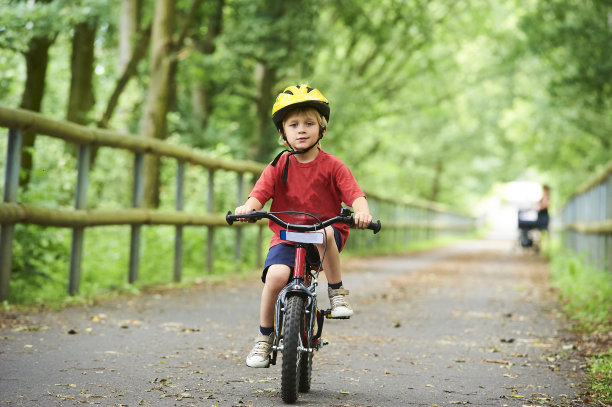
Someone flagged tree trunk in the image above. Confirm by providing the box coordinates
[249,62,276,161]
[429,159,443,202]
[140,0,175,208]
[19,34,55,188]
[66,20,98,167]
[192,0,225,132]
[67,21,97,126]
[98,25,150,129]
[119,0,142,74]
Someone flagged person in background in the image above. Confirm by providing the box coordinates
[536,184,550,232]
[533,184,551,252]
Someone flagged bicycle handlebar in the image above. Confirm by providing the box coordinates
[226,210,381,234]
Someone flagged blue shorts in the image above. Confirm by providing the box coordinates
[261,226,343,283]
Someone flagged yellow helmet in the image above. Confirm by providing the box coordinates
[271,84,330,131]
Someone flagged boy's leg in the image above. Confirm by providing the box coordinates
[260,264,291,328]
[317,226,342,284]
[315,226,353,318]
[247,264,290,368]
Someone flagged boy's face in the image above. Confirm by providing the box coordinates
[282,110,323,151]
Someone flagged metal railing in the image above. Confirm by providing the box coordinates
[0,106,475,301]
[560,162,612,272]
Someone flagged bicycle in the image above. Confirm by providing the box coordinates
[226,208,381,403]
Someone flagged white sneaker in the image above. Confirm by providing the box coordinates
[246,333,274,368]
[328,287,353,318]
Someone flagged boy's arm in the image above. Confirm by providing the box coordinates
[351,196,372,229]
[235,197,264,221]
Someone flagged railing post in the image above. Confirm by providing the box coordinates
[174,160,185,282]
[68,144,91,295]
[0,129,22,302]
[207,169,215,273]
[129,153,144,283]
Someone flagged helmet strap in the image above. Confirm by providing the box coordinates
[271,129,324,183]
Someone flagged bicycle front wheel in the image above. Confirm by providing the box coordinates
[281,295,305,404]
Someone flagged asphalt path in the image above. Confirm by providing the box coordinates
[0,235,587,406]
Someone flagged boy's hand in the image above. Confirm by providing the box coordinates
[234,197,264,222]
[353,211,372,229]
[235,205,256,222]
[351,196,372,229]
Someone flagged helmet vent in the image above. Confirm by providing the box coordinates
[284,90,294,95]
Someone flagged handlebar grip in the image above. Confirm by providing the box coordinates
[226,210,263,225]
[226,211,236,225]
[368,220,382,234]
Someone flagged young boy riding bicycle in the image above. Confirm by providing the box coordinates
[234,84,372,368]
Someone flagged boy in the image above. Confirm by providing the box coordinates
[235,84,372,368]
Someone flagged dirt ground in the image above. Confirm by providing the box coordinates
[0,236,595,406]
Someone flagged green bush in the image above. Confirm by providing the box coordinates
[8,224,71,304]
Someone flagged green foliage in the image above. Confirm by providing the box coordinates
[3,0,609,209]
[589,349,612,403]
[9,224,71,304]
[0,0,116,52]
[516,0,612,201]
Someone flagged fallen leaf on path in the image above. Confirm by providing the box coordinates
[12,325,48,332]
[182,328,200,333]
[484,359,511,365]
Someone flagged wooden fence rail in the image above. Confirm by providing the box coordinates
[0,106,475,302]
[561,162,612,272]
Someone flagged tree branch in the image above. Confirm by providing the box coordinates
[98,24,151,129]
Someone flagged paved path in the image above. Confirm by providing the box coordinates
[0,236,586,406]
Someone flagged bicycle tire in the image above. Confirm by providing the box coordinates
[298,347,313,392]
[281,295,305,404]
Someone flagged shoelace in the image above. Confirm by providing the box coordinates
[250,340,272,357]
[330,293,349,309]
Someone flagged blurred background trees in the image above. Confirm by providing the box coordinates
[1,0,610,210]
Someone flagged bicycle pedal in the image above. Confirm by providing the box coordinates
[323,309,351,319]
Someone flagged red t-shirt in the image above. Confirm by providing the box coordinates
[249,149,365,248]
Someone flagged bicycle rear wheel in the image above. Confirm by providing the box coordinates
[281,295,305,404]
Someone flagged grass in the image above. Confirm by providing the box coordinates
[589,349,612,402]
[548,238,612,403]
